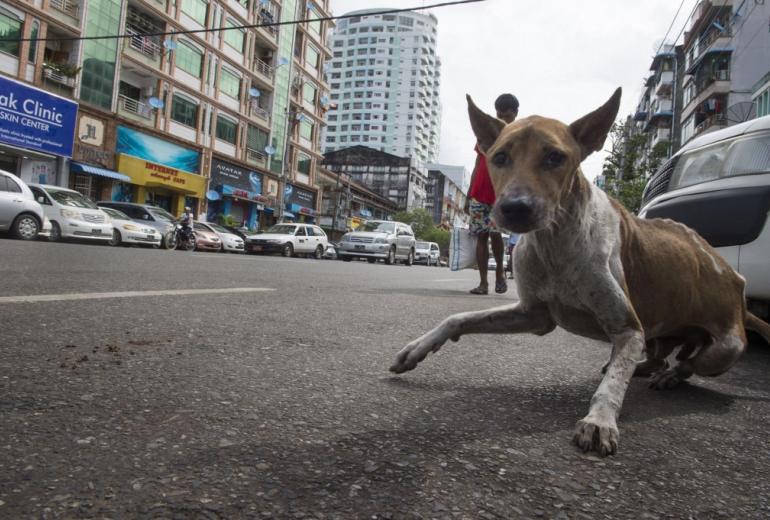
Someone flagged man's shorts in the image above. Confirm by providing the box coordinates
[468,199,498,236]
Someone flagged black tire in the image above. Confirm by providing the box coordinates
[12,214,40,240]
[282,242,294,257]
[186,237,196,251]
[404,249,414,266]
[367,258,377,264]
[314,245,324,260]
[163,232,177,250]
[48,221,61,242]
[342,256,352,262]
[108,229,121,247]
[385,247,396,265]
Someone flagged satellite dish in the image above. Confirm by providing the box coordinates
[726,102,756,124]
[264,145,276,156]
[148,97,164,110]
[277,57,289,66]
[163,39,177,51]
[248,87,261,98]
[206,190,221,201]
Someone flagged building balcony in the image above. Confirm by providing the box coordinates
[123,26,162,67]
[256,3,280,44]
[118,94,153,122]
[695,113,728,137]
[682,72,730,119]
[655,70,674,95]
[249,104,271,126]
[245,147,268,169]
[42,66,77,90]
[650,127,671,149]
[49,0,81,26]
[252,58,274,85]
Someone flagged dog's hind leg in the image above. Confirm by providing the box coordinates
[389,302,554,374]
[649,325,746,390]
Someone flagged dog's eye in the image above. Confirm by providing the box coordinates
[543,151,565,169]
[491,152,508,167]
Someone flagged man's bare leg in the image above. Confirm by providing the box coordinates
[472,231,490,294]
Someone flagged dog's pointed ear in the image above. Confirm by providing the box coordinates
[467,94,505,152]
[569,87,622,160]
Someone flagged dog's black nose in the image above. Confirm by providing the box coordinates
[499,198,533,222]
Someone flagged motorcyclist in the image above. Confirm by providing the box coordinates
[179,206,194,241]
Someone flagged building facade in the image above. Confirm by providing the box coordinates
[322,145,427,212]
[0,0,332,229]
[321,9,441,164]
[425,166,467,228]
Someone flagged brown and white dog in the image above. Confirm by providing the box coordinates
[390,88,770,456]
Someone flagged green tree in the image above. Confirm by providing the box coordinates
[393,208,435,238]
[421,227,451,256]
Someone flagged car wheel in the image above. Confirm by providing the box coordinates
[108,229,121,247]
[48,221,62,242]
[12,214,39,240]
[342,256,352,262]
[163,232,177,250]
[404,249,414,266]
[367,258,377,264]
[282,242,294,257]
[314,245,324,260]
[385,247,396,265]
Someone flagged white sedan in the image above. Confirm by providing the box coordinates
[100,206,162,247]
[196,222,245,253]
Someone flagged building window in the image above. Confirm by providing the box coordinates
[307,4,321,35]
[80,0,122,109]
[171,94,198,127]
[299,119,314,141]
[219,67,241,99]
[182,0,208,25]
[302,83,317,104]
[176,41,203,77]
[0,9,21,57]
[305,45,320,71]
[27,20,39,62]
[223,20,245,52]
[297,152,311,175]
[247,125,269,152]
[216,116,237,144]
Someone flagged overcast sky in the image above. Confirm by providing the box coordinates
[329,0,697,180]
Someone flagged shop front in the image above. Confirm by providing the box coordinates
[283,184,317,223]
[0,75,78,186]
[114,126,204,215]
[206,158,273,230]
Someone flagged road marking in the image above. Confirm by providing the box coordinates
[432,278,474,282]
[0,287,275,304]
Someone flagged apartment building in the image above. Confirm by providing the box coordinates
[0,0,332,228]
[321,9,442,164]
[322,145,428,212]
[425,163,468,228]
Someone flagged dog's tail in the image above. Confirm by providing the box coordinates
[745,312,770,345]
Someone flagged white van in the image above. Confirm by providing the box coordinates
[29,184,113,242]
[639,114,770,310]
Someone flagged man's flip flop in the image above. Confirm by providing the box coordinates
[469,286,488,295]
[495,280,508,294]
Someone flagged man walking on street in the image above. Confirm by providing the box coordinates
[467,93,519,295]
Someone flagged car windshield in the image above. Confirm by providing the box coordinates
[148,207,176,222]
[207,223,230,233]
[102,207,130,220]
[360,222,395,233]
[47,188,97,209]
[415,241,429,249]
[266,225,297,235]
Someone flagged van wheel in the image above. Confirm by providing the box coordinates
[12,214,40,240]
[282,242,294,257]
[385,247,396,265]
[48,222,62,242]
[404,250,414,266]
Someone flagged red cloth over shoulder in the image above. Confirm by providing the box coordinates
[468,145,496,205]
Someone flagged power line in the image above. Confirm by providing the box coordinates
[1,0,485,43]
[653,0,688,58]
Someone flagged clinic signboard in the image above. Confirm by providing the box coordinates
[0,76,78,157]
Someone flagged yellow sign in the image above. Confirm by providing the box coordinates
[116,154,206,197]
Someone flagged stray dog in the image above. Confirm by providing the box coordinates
[390,88,770,456]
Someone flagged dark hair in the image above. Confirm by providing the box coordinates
[495,93,519,112]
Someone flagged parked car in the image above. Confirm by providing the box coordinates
[29,184,112,243]
[100,206,162,247]
[638,114,770,311]
[0,169,51,240]
[97,202,178,249]
[192,222,222,252]
[195,222,244,253]
[323,241,339,259]
[414,241,441,266]
[245,223,328,258]
[338,220,416,265]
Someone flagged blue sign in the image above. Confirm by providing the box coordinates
[0,76,78,157]
[117,125,200,173]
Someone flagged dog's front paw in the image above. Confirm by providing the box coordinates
[390,329,450,374]
[572,415,619,457]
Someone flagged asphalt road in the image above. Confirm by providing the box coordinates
[1,238,769,520]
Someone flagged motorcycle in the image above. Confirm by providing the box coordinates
[172,222,196,251]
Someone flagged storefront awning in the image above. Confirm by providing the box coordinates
[70,162,131,182]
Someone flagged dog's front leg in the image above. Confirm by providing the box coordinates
[574,326,644,456]
[390,302,553,374]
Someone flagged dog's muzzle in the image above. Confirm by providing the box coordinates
[495,196,539,232]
